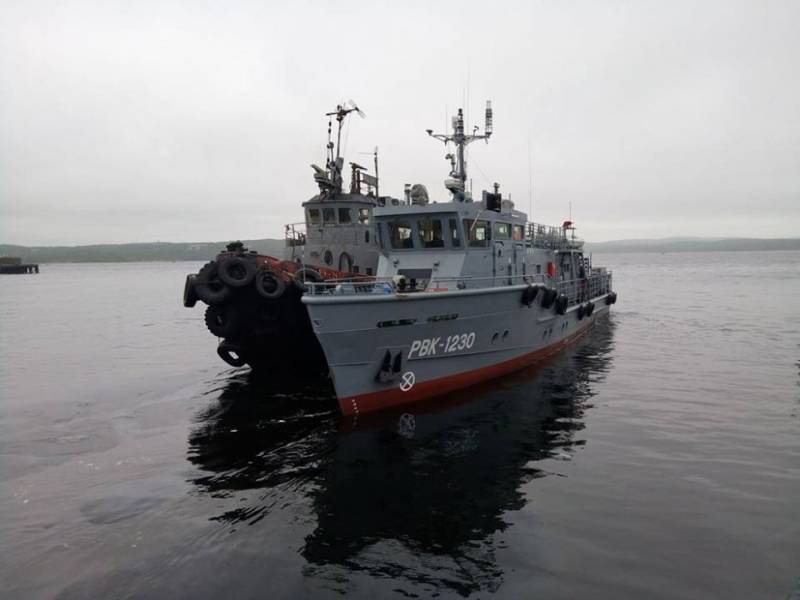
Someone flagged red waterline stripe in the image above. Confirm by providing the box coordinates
[339,318,596,416]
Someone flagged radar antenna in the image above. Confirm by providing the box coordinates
[316,101,366,196]
[427,100,493,201]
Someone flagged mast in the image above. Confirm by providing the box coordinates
[313,102,365,197]
[427,101,493,201]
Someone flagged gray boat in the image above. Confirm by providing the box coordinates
[303,102,617,415]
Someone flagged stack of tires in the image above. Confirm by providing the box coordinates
[182,250,327,372]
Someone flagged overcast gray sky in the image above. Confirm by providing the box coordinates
[1,0,798,245]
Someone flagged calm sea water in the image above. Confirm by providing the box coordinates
[1,252,798,599]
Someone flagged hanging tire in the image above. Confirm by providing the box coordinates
[555,294,568,315]
[293,267,323,292]
[218,257,256,288]
[217,340,247,367]
[204,305,239,338]
[586,301,595,316]
[521,284,539,306]
[254,269,286,299]
[541,288,557,309]
[577,304,585,320]
[194,262,231,305]
[606,291,618,305]
[183,274,198,308]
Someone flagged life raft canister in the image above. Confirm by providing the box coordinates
[547,262,556,278]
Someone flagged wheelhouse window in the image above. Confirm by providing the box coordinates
[338,208,352,223]
[358,208,370,224]
[387,220,414,249]
[449,218,461,247]
[307,208,320,224]
[494,222,511,239]
[417,218,444,248]
[513,224,525,241]
[323,208,336,224]
[464,219,490,247]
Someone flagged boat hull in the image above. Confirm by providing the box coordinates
[304,285,612,416]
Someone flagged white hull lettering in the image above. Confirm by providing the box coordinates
[408,332,475,358]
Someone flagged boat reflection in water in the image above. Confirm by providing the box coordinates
[188,316,616,595]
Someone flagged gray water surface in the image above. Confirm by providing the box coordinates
[1,252,799,599]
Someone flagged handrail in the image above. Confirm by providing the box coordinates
[305,270,613,298]
[526,221,584,250]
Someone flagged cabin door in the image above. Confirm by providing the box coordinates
[513,243,525,280]
[492,241,506,283]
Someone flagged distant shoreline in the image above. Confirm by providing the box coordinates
[1,237,798,263]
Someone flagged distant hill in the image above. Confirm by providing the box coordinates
[1,236,798,263]
[585,237,800,253]
[0,239,285,264]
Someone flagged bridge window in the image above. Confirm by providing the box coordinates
[449,218,461,247]
[338,208,352,223]
[388,220,414,249]
[494,222,511,239]
[358,208,370,224]
[417,218,444,248]
[464,219,490,247]
[323,208,336,224]
[513,224,525,241]
[308,209,320,224]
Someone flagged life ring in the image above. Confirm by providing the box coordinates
[204,305,239,338]
[217,340,247,367]
[183,274,198,308]
[194,262,231,305]
[218,256,256,287]
[255,269,286,299]
[293,267,323,292]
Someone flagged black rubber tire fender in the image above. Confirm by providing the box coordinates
[255,269,286,299]
[541,287,557,309]
[183,274,198,308]
[586,301,595,316]
[556,294,568,315]
[521,284,538,306]
[204,304,239,338]
[194,262,231,305]
[218,256,257,288]
[217,340,247,368]
[292,267,323,292]
[577,304,585,320]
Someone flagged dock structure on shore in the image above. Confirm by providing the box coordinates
[0,257,39,274]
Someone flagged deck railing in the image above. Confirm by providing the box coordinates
[527,222,584,250]
[556,270,613,306]
[304,269,612,301]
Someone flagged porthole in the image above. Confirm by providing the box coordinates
[502,330,509,340]
[492,332,499,344]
